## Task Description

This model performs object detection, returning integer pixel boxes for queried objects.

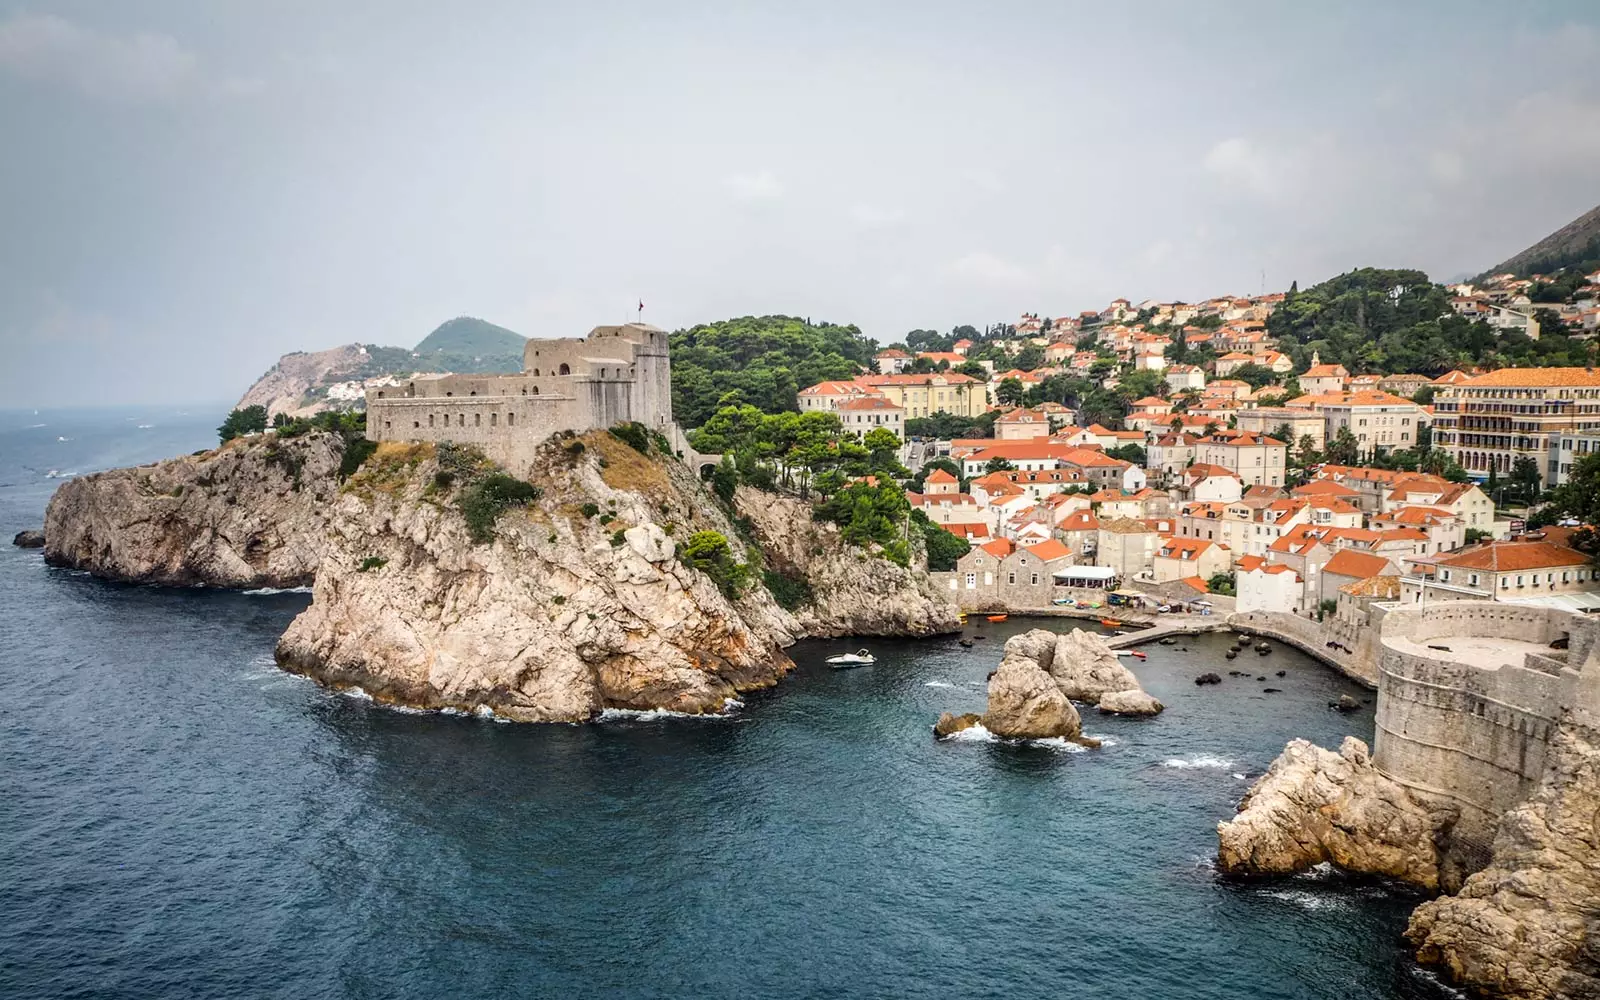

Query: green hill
[413,317,527,373]
[1482,203,1600,278]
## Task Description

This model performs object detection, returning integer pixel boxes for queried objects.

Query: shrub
[218,405,268,443]
[553,595,566,605]
[339,437,378,479]
[609,422,651,454]
[432,470,455,490]
[358,556,387,572]
[610,529,628,548]
[711,456,739,506]
[459,473,542,544]
[580,502,600,518]
[762,569,813,610]
[599,513,615,525]
[680,530,750,599]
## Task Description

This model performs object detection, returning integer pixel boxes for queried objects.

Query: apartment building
[1432,367,1600,487]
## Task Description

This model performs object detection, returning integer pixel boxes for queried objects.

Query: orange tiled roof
[1324,549,1395,579]
[1459,367,1600,388]
[1026,540,1072,562]
[1436,541,1591,572]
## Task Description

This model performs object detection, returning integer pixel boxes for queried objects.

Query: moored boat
[986,614,1008,622]
[1100,618,1123,628]
[826,649,875,668]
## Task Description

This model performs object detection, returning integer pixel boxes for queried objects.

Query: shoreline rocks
[12,529,44,548]
[1216,737,1459,891]
[42,431,343,588]
[1405,714,1600,1000]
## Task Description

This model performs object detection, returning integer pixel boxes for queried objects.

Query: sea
[0,408,1461,999]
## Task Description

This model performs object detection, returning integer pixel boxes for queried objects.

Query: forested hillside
[1266,268,1587,374]
[412,317,526,373]
[669,315,876,427]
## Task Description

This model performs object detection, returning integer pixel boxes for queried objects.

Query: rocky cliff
[1216,737,1460,891]
[236,344,390,419]
[1405,715,1600,1000]
[733,486,962,638]
[43,431,345,588]
[274,432,959,721]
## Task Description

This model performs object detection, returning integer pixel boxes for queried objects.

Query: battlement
[364,323,673,473]
[1372,601,1599,869]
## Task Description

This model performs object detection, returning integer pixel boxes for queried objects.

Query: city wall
[1372,602,1597,870]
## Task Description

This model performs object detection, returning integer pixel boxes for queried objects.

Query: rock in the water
[11,529,44,548]
[1405,716,1600,1000]
[43,431,343,588]
[933,712,982,737]
[1047,628,1140,702]
[982,645,1081,740]
[1195,672,1222,685]
[1097,688,1164,716]
[1330,694,1360,713]
[1216,737,1459,890]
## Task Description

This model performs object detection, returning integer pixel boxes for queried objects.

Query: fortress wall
[1372,601,1587,866]
[366,395,589,473]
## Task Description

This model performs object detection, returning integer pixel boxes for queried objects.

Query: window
[428,414,435,428]
[965,573,976,589]
[559,363,571,375]
[1030,573,1039,585]
[1007,572,1016,585]
[384,420,391,430]
[412,420,419,428]
[508,413,515,426]
[474,413,481,427]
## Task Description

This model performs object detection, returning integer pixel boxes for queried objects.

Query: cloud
[1142,239,1175,266]
[0,13,251,103]
[848,203,903,228]
[723,170,784,201]
[949,251,1033,287]
[1202,137,1280,199]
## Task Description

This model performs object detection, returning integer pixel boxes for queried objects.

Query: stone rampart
[1372,601,1594,872]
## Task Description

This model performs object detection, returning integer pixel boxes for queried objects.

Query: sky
[2,1,1599,407]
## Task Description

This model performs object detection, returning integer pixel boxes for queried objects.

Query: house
[1319,548,1400,607]
[994,407,1060,440]
[1237,555,1305,614]
[923,468,959,495]
[874,349,912,375]
[1432,367,1600,487]
[1152,536,1230,584]
[1185,463,1245,503]
[1334,572,1403,633]
[1147,432,1199,481]
[1096,517,1160,581]
[836,395,905,439]
[1194,432,1287,487]
[1234,406,1326,452]
[1165,364,1206,393]
[940,538,1077,610]
[798,380,878,412]
[1213,352,1254,377]
[1293,390,1423,454]
[1300,351,1350,394]
[1416,540,1597,603]
[1371,505,1465,555]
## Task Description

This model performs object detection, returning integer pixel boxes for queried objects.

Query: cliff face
[1406,715,1600,1000]
[274,433,959,720]
[1216,737,1460,891]
[732,486,962,639]
[43,432,344,588]
[236,344,382,419]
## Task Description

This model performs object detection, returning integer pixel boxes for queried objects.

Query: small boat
[1127,650,1148,660]
[826,649,875,668]
[1100,618,1123,628]
[986,614,1008,622]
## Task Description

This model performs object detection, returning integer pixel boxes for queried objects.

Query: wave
[45,469,76,479]
[1161,754,1236,770]
[241,586,313,595]
[57,436,72,442]
[1404,965,1469,999]
[341,686,374,702]
[1258,888,1351,913]
[1084,734,1118,746]
[597,697,742,723]
[26,423,45,428]
[923,680,956,688]
[941,723,1087,752]
[137,424,155,429]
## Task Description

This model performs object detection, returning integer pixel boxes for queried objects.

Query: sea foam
[1161,754,1236,770]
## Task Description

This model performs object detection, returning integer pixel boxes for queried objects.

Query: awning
[1110,589,1144,597]
[1501,593,1600,613]
[1052,566,1117,582]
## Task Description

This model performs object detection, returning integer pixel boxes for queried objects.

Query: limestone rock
[1405,716,1600,1000]
[732,486,962,639]
[981,651,1081,740]
[934,712,982,737]
[1048,628,1139,701]
[43,431,343,588]
[277,433,794,722]
[1216,736,1459,890]
[1097,689,1164,716]
[12,529,44,548]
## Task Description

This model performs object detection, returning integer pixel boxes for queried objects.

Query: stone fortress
[1368,600,1600,875]
[364,322,690,472]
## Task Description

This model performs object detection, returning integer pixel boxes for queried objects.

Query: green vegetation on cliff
[670,316,876,428]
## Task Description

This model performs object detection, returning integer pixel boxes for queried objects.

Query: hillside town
[794,274,1600,623]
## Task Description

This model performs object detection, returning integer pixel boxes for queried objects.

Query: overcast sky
[2,1,1598,407]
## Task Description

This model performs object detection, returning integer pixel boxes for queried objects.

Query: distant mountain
[234,317,527,418]
[413,317,527,366]
[1482,203,1600,278]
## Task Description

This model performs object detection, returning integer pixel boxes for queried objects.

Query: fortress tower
[364,323,675,473]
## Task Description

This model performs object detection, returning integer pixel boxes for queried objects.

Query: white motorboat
[826,649,875,668]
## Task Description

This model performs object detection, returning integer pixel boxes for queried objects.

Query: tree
[1546,454,1600,525]
[670,315,875,428]
[995,378,1026,406]
[1324,426,1359,466]
[218,405,268,443]
[1106,443,1146,465]
[1510,456,1543,505]
[1114,369,1164,402]
[1228,363,1279,390]
[953,360,988,380]
[920,520,970,571]
[1207,571,1236,597]
[985,457,1015,473]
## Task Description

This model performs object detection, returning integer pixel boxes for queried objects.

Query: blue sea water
[0,409,1460,999]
